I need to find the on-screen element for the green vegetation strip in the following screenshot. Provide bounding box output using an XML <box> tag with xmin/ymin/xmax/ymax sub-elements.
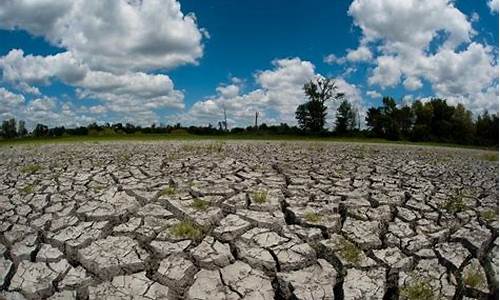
<box><xmin>0</xmin><ymin>133</ymin><xmax>497</xmax><ymax>151</ymax></box>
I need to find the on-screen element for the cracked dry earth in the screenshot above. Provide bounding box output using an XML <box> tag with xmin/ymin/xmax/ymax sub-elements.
<box><xmin>0</xmin><ymin>141</ymin><xmax>498</xmax><ymax>300</ymax></box>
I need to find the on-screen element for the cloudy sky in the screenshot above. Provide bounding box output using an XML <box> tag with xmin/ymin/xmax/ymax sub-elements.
<box><xmin>0</xmin><ymin>0</ymin><xmax>498</xmax><ymax>129</ymax></box>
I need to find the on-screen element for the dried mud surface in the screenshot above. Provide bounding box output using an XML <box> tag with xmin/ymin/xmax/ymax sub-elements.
<box><xmin>0</xmin><ymin>141</ymin><xmax>498</xmax><ymax>299</ymax></box>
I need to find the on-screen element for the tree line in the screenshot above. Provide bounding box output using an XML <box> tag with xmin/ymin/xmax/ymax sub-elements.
<box><xmin>1</xmin><ymin>78</ymin><xmax>498</xmax><ymax>147</ymax></box>
<box><xmin>294</xmin><ymin>78</ymin><xmax>498</xmax><ymax>147</ymax></box>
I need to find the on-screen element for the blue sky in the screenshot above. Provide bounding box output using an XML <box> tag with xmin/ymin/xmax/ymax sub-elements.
<box><xmin>0</xmin><ymin>0</ymin><xmax>498</xmax><ymax>128</ymax></box>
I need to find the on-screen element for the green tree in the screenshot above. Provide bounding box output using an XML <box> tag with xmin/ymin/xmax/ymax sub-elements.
<box><xmin>295</xmin><ymin>78</ymin><xmax>344</xmax><ymax>132</ymax></box>
<box><xmin>17</xmin><ymin>120</ymin><xmax>28</xmax><ymax>137</ymax></box>
<box><xmin>476</xmin><ymin>111</ymin><xmax>499</xmax><ymax>146</ymax></box>
<box><xmin>381</xmin><ymin>97</ymin><xmax>401</xmax><ymax>140</ymax></box>
<box><xmin>295</xmin><ymin>103</ymin><xmax>310</xmax><ymax>130</ymax></box>
<box><xmin>335</xmin><ymin>99</ymin><xmax>356</xmax><ymax>134</ymax></box>
<box><xmin>430</xmin><ymin>98</ymin><xmax>454</xmax><ymax>140</ymax></box>
<box><xmin>365</xmin><ymin>107</ymin><xmax>384</xmax><ymax>137</ymax></box>
<box><xmin>1</xmin><ymin>118</ymin><xmax>17</xmax><ymax>139</ymax></box>
<box><xmin>33</xmin><ymin>124</ymin><xmax>48</xmax><ymax>137</ymax></box>
<box><xmin>451</xmin><ymin>104</ymin><xmax>474</xmax><ymax>144</ymax></box>
<box><xmin>398</xmin><ymin>105</ymin><xmax>414</xmax><ymax>138</ymax></box>
<box><xmin>411</xmin><ymin>100</ymin><xmax>433</xmax><ymax>141</ymax></box>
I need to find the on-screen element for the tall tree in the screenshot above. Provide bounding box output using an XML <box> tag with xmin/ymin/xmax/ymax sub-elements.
<box><xmin>380</xmin><ymin>97</ymin><xmax>401</xmax><ymax>140</ymax></box>
<box><xmin>295</xmin><ymin>103</ymin><xmax>310</xmax><ymax>130</ymax></box>
<box><xmin>411</xmin><ymin>100</ymin><xmax>432</xmax><ymax>141</ymax></box>
<box><xmin>295</xmin><ymin>78</ymin><xmax>344</xmax><ymax>132</ymax></box>
<box><xmin>33</xmin><ymin>124</ymin><xmax>48</xmax><ymax>137</ymax></box>
<box><xmin>451</xmin><ymin>103</ymin><xmax>474</xmax><ymax>144</ymax></box>
<box><xmin>365</xmin><ymin>107</ymin><xmax>384</xmax><ymax>137</ymax></box>
<box><xmin>1</xmin><ymin>118</ymin><xmax>17</xmax><ymax>139</ymax></box>
<box><xmin>398</xmin><ymin>106</ymin><xmax>414</xmax><ymax>138</ymax></box>
<box><xmin>476</xmin><ymin>111</ymin><xmax>499</xmax><ymax>145</ymax></box>
<box><xmin>17</xmin><ymin>120</ymin><xmax>28</xmax><ymax>137</ymax></box>
<box><xmin>335</xmin><ymin>99</ymin><xmax>356</xmax><ymax>134</ymax></box>
<box><xmin>430</xmin><ymin>98</ymin><xmax>454</xmax><ymax>140</ymax></box>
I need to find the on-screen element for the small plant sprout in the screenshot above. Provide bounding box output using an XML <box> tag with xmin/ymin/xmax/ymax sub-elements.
<box><xmin>464</xmin><ymin>268</ymin><xmax>484</xmax><ymax>288</ymax></box>
<box><xmin>20</xmin><ymin>164</ymin><xmax>42</xmax><ymax>174</ymax></box>
<box><xmin>210</xmin><ymin>141</ymin><xmax>225</xmax><ymax>153</ymax></box>
<box><xmin>190</xmin><ymin>198</ymin><xmax>209</xmax><ymax>211</ymax></box>
<box><xmin>19</xmin><ymin>184</ymin><xmax>34</xmax><ymax>194</ymax></box>
<box><xmin>400</xmin><ymin>278</ymin><xmax>434</xmax><ymax>300</ymax></box>
<box><xmin>159</xmin><ymin>186</ymin><xmax>176</xmax><ymax>197</ymax></box>
<box><xmin>480</xmin><ymin>209</ymin><xmax>497</xmax><ymax>222</ymax></box>
<box><xmin>303</xmin><ymin>211</ymin><xmax>322</xmax><ymax>223</ymax></box>
<box><xmin>169</xmin><ymin>220</ymin><xmax>202</xmax><ymax>240</ymax></box>
<box><xmin>252</xmin><ymin>190</ymin><xmax>267</xmax><ymax>204</ymax></box>
<box><xmin>338</xmin><ymin>239</ymin><xmax>362</xmax><ymax>264</ymax></box>
<box><xmin>440</xmin><ymin>192</ymin><xmax>466</xmax><ymax>214</ymax></box>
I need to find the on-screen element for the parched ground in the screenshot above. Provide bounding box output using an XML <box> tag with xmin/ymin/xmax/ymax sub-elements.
<box><xmin>0</xmin><ymin>141</ymin><xmax>498</xmax><ymax>300</ymax></box>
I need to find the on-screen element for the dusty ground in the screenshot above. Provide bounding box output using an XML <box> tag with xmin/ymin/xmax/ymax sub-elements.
<box><xmin>0</xmin><ymin>141</ymin><xmax>498</xmax><ymax>299</ymax></box>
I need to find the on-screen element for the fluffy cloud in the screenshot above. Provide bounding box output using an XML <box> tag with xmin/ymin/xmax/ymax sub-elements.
<box><xmin>216</xmin><ymin>84</ymin><xmax>240</xmax><ymax>99</ymax></box>
<box><xmin>323</xmin><ymin>54</ymin><xmax>346</xmax><ymax>65</ymax></box>
<box><xmin>0</xmin><ymin>87</ymin><xmax>25</xmax><ymax>114</ymax></box>
<box><xmin>0</xmin><ymin>0</ymin><xmax>204</xmax><ymax>126</ymax></box>
<box><xmin>0</xmin><ymin>49</ymin><xmax>184</xmax><ymax>123</ymax></box>
<box><xmin>348</xmin><ymin>0</ymin><xmax>473</xmax><ymax>51</ymax></box>
<box><xmin>348</xmin><ymin>0</ymin><xmax>498</xmax><ymax>112</ymax></box>
<box><xmin>0</xmin><ymin>88</ymin><xmax>96</xmax><ymax>128</ymax></box>
<box><xmin>174</xmin><ymin>58</ymin><xmax>364</xmax><ymax>128</ymax></box>
<box><xmin>366</xmin><ymin>90</ymin><xmax>382</xmax><ymax>99</ymax></box>
<box><xmin>488</xmin><ymin>0</ymin><xmax>499</xmax><ymax>13</ymax></box>
<box><xmin>173</xmin><ymin>58</ymin><xmax>315</xmax><ymax>126</ymax></box>
<box><xmin>346</xmin><ymin>46</ymin><xmax>372</xmax><ymax>62</ymax></box>
<box><xmin>403</xmin><ymin>77</ymin><xmax>423</xmax><ymax>91</ymax></box>
<box><xmin>368</xmin><ymin>56</ymin><xmax>402</xmax><ymax>87</ymax></box>
<box><xmin>0</xmin><ymin>0</ymin><xmax>205</xmax><ymax>72</ymax></box>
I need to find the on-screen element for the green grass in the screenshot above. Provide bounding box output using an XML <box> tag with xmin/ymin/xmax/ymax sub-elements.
<box><xmin>119</xmin><ymin>153</ymin><xmax>131</xmax><ymax>162</ymax></box>
<box><xmin>252</xmin><ymin>190</ymin><xmax>267</xmax><ymax>204</ymax></box>
<box><xmin>338</xmin><ymin>239</ymin><xmax>362</xmax><ymax>264</ymax></box>
<box><xmin>20</xmin><ymin>164</ymin><xmax>42</xmax><ymax>174</ymax></box>
<box><xmin>169</xmin><ymin>220</ymin><xmax>202</xmax><ymax>240</ymax></box>
<box><xmin>440</xmin><ymin>193</ymin><xmax>466</xmax><ymax>214</ymax></box>
<box><xmin>303</xmin><ymin>211</ymin><xmax>322</xmax><ymax>223</ymax></box>
<box><xmin>479</xmin><ymin>152</ymin><xmax>498</xmax><ymax>162</ymax></box>
<box><xmin>464</xmin><ymin>268</ymin><xmax>484</xmax><ymax>288</ymax></box>
<box><xmin>400</xmin><ymin>279</ymin><xmax>434</xmax><ymax>300</ymax></box>
<box><xmin>0</xmin><ymin>133</ymin><xmax>496</xmax><ymax>151</ymax></box>
<box><xmin>159</xmin><ymin>186</ymin><xmax>176</xmax><ymax>197</ymax></box>
<box><xmin>480</xmin><ymin>209</ymin><xmax>498</xmax><ymax>222</ymax></box>
<box><xmin>19</xmin><ymin>184</ymin><xmax>34</xmax><ymax>194</ymax></box>
<box><xmin>190</xmin><ymin>198</ymin><xmax>209</xmax><ymax>211</ymax></box>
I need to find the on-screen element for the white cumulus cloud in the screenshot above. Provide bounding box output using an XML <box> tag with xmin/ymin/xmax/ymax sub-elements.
<box><xmin>0</xmin><ymin>0</ymin><xmax>206</xmax><ymax>72</ymax></box>
<box><xmin>173</xmin><ymin>58</ymin><xmax>365</xmax><ymax>129</ymax></box>
<box><xmin>488</xmin><ymin>0</ymin><xmax>499</xmax><ymax>13</ymax></box>
<box><xmin>348</xmin><ymin>0</ymin><xmax>498</xmax><ymax>112</ymax></box>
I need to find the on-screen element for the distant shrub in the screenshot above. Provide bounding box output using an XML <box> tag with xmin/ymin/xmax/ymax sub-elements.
<box><xmin>480</xmin><ymin>152</ymin><xmax>498</xmax><ymax>162</ymax></box>
<box><xmin>170</xmin><ymin>129</ymin><xmax>190</xmax><ymax>135</ymax></box>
